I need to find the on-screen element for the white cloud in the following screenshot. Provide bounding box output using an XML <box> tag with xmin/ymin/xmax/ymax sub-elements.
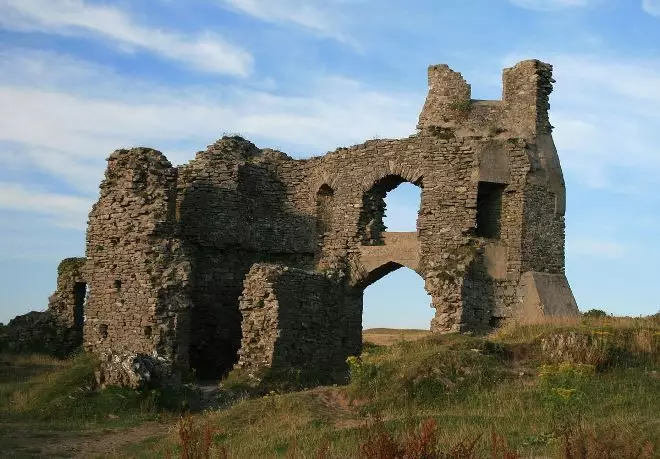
<box><xmin>502</xmin><ymin>52</ymin><xmax>660</xmax><ymax>191</ymax></box>
<box><xmin>567</xmin><ymin>238</ymin><xmax>627</xmax><ymax>259</ymax></box>
<box><xmin>0</xmin><ymin>47</ymin><xmax>421</xmax><ymax>228</ymax></box>
<box><xmin>643</xmin><ymin>0</ymin><xmax>660</xmax><ymax>16</ymax></box>
<box><xmin>0</xmin><ymin>182</ymin><xmax>92</xmax><ymax>230</ymax></box>
<box><xmin>218</xmin><ymin>0</ymin><xmax>359</xmax><ymax>47</ymax></box>
<box><xmin>508</xmin><ymin>0</ymin><xmax>590</xmax><ymax>11</ymax></box>
<box><xmin>0</xmin><ymin>0</ymin><xmax>253</xmax><ymax>76</ymax></box>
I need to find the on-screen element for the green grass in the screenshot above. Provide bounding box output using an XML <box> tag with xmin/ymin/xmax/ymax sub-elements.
<box><xmin>1</xmin><ymin>315</ymin><xmax>658</xmax><ymax>458</ymax></box>
<box><xmin>0</xmin><ymin>352</ymin><xmax>197</xmax><ymax>457</ymax></box>
<box><xmin>158</xmin><ymin>315</ymin><xmax>659</xmax><ymax>458</ymax></box>
<box><xmin>0</xmin><ymin>352</ymin><xmax>165</xmax><ymax>427</ymax></box>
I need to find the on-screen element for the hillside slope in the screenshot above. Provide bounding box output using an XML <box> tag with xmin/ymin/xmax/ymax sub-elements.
<box><xmin>1</xmin><ymin>315</ymin><xmax>658</xmax><ymax>458</ymax></box>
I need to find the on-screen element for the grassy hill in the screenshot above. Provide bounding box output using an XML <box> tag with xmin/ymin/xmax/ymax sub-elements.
<box><xmin>1</xmin><ymin>315</ymin><xmax>658</xmax><ymax>458</ymax></box>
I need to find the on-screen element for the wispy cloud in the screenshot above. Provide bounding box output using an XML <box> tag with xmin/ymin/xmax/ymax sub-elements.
<box><xmin>0</xmin><ymin>0</ymin><xmax>253</xmax><ymax>76</ymax></box>
<box><xmin>0</xmin><ymin>182</ymin><xmax>92</xmax><ymax>230</ymax></box>
<box><xmin>218</xmin><ymin>0</ymin><xmax>359</xmax><ymax>47</ymax></box>
<box><xmin>0</xmin><ymin>46</ymin><xmax>421</xmax><ymax>228</ymax></box>
<box><xmin>508</xmin><ymin>0</ymin><xmax>590</xmax><ymax>11</ymax></box>
<box><xmin>503</xmin><ymin>52</ymin><xmax>660</xmax><ymax>191</ymax></box>
<box><xmin>643</xmin><ymin>0</ymin><xmax>660</xmax><ymax>16</ymax></box>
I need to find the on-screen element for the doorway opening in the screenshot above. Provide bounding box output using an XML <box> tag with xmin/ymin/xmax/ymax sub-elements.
<box><xmin>359</xmin><ymin>176</ymin><xmax>430</xmax><ymax>338</ymax></box>
<box><xmin>73</xmin><ymin>282</ymin><xmax>87</xmax><ymax>332</ymax></box>
<box><xmin>362</xmin><ymin>266</ymin><xmax>434</xmax><ymax>343</ymax></box>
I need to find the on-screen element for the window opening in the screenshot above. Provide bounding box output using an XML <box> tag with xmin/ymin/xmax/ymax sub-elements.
<box><xmin>316</xmin><ymin>184</ymin><xmax>334</xmax><ymax>247</ymax></box>
<box><xmin>475</xmin><ymin>182</ymin><xmax>505</xmax><ymax>239</ymax></box>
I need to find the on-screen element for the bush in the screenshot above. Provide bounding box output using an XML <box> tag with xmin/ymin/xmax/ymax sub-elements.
<box><xmin>558</xmin><ymin>423</ymin><xmax>655</xmax><ymax>459</ymax></box>
<box><xmin>359</xmin><ymin>417</ymin><xmax>520</xmax><ymax>459</ymax></box>
<box><xmin>583</xmin><ymin>309</ymin><xmax>608</xmax><ymax>318</ymax></box>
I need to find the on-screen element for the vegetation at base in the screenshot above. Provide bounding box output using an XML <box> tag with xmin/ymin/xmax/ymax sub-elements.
<box><xmin>150</xmin><ymin>314</ymin><xmax>658</xmax><ymax>458</ymax></box>
<box><xmin>0</xmin><ymin>352</ymin><xmax>198</xmax><ymax>429</ymax></box>
<box><xmin>1</xmin><ymin>314</ymin><xmax>658</xmax><ymax>457</ymax></box>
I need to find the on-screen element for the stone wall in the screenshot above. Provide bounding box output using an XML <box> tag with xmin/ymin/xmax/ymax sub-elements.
<box><xmin>175</xmin><ymin>139</ymin><xmax>316</xmax><ymax>378</ymax></box>
<box><xmin>47</xmin><ymin>257</ymin><xmax>87</xmax><ymax>344</ymax></box>
<box><xmin>35</xmin><ymin>58</ymin><xmax>580</xmax><ymax>386</ymax></box>
<box><xmin>236</xmin><ymin>263</ymin><xmax>361</xmax><ymax>382</ymax></box>
<box><xmin>0</xmin><ymin>257</ymin><xmax>87</xmax><ymax>356</ymax></box>
<box><xmin>84</xmin><ymin>148</ymin><xmax>192</xmax><ymax>380</ymax></box>
<box><xmin>0</xmin><ymin>311</ymin><xmax>78</xmax><ymax>357</ymax></box>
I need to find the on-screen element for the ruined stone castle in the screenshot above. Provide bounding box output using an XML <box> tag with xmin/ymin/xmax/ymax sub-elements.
<box><xmin>44</xmin><ymin>59</ymin><xmax>579</xmax><ymax>385</ymax></box>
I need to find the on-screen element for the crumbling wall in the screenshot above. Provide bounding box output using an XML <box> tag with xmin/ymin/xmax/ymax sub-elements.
<box><xmin>236</xmin><ymin>263</ymin><xmax>360</xmax><ymax>382</ymax></box>
<box><xmin>37</xmin><ymin>58</ymin><xmax>579</xmax><ymax>386</ymax></box>
<box><xmin>0</xmin><ymin>257</ymin><xmax>87</xmax><ymax>356</ymax></box>
<box><xmin>176</xmin><ymin>138</ymin><xmax>317</xmax><ymax>379</ymax></box>
<box><xmin>0</xmin><ymin>311</ymin><xmax>78</xmax><ymax>357</ymax></box>
<box><xmin>84</xmin><ymin>148</ymin><xmax>191</xmax><ymax>381</ymax></box>
<box><xmin>48</xmin><ymin>257</ymin><xmax>87</xmax><ymax>332</ymax></box>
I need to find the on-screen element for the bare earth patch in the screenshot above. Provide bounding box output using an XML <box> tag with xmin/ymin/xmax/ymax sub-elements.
<box><xmin>0</xmin><ymin>421</ymin><xmax>168</xmax><ymax>458</ymax></box>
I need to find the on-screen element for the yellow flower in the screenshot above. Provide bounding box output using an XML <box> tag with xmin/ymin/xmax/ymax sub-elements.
<box><xmin>552</xmin><ymin>387</ymin><xmax>577</xmax><ymax>400</ymax></box>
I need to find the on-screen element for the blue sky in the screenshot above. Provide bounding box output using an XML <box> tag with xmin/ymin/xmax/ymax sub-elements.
<box><xmin>0</xmin><ymin>0</ymin><xmax>659</xmax><ymax>328</ymax></box>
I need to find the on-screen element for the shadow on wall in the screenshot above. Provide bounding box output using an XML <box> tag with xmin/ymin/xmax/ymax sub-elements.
<box><xmin>460</xmin><ymin>251</ymin><xmax>496</xmax><ymax>332</ymax></box>
<box><xmin>177</xmin><ymin>162</ymin><xmax>317</xmax><ymax>380</ymax></box>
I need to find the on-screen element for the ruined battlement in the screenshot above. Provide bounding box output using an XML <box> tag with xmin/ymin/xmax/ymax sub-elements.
<box><xmin>46</xmin><ymin>60</ymin><xmax>578</xmax><ymax>387</ymax></box>
<box><xmin>418</xmin><ymin>59</ymin><xmax>554</xmax><ymax>138</ymax></box>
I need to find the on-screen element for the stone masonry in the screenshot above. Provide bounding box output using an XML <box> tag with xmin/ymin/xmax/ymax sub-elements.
<box><xmin>41</xmin><ymin>59</ymin><xmax>579</xmax><ymax>385</ymax></box>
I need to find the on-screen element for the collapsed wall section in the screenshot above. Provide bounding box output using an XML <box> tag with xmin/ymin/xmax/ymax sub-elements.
<box><xmin>84</xmin><ymin>148</ymin><xmax>191</xmax><ymax>384</ymax></box>
<box><xmin>236</xmin><ymin>263</ymin><xmax>361</xmax><ymax>382</ymax></box>
<box><xmin>176</xmin><ymin>138</ymin><xmax>317</xmax><ymax>379</ymax></box>
<box><xmin>48</xmin><ymin>257</ymin><xmax>87</xmax><ymax>333</ymax></box>
<box><xmin>417</xmin><ymin>59</ymin><xmax>555</xmax><ymax>139</ymax></box>
<box><xmin>0</xmin><ymin>257</ymin><xmax>86</xmax><ymax>357</ymax></box>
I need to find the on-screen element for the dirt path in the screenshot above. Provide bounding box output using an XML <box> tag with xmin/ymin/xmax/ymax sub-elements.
<box><xmin>0</xmin><ymin>421</ymin><xmax>170</xmax><ymax>458</ymax></box>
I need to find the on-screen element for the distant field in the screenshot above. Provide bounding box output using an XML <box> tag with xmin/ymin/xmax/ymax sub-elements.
<box><xmin>362</xmin><ymin>328</ymin><xmax>430</xmax><ymax>346</ymax></box>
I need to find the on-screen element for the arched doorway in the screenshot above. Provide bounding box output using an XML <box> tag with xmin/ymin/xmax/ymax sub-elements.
<box><xmin>363</xmin><ymin>266</ymin><xmax>434</xmax><ymax>329</ymax></box>
<box><xmin>358</xmin><ymin>176</ymin><xmax>434</xmax><ymax>332</ymax></box>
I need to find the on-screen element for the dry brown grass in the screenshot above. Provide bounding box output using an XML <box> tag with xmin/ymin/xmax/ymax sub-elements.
<box><xmin>491</xmin><ymin>315</ymin><xmax>657</xmax><ymax>344</ymax></box>
<box><xmin>363</xmin><ymin>328</ymin><xmax>431</xmax><ymax>346</ymax></box>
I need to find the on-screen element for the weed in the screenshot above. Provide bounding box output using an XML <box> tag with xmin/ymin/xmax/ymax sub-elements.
<box><xmin>448</xmin><ymin>100</ymin><xmax>472</xmax><ymax>119</ymax></box>
<box><xmin>428</xmin><ymin>125</ymin><xmax>455</xmax><ymax>139</ymax></box>
<box><xmin>558</xmin><ymin>423</ymin><xmax>655</xmax><ymax>459</ymax></box>
<box><xmin>174</xmin><ymin>415</ymin><xmax>227</xmax><ymax>459</ymax></box>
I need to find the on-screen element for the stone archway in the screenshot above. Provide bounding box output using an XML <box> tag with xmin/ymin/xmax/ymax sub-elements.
<box><xmin>356</xmin><ymin>233</ymin><xmax>421</xmax><ymax>288</ymax></box>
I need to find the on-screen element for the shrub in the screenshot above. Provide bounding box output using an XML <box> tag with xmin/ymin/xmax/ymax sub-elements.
<box><xmin>359</xmin><ymin>416</ymin><xmax>520</xmax><ymax>459</ymax></box>
<box><xmin>173</xmin><ymin>415</ymin><xmax>227</xmax><ymax>459</ymax></box>
<box><xmin>558</xmin><ymin>423</ymin><xmax>655</xmax><ymax>459</ymax></box>
<box><xmin>583</xmin><ymin>309</ymin><xmax>608</xmax><ymax>318</ymax></box>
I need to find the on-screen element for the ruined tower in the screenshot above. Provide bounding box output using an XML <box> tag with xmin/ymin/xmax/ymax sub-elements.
<box><xmin>51</xmin><ymin>59</ymin><xmax>579</xmax><ymax>386</ymax></box>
